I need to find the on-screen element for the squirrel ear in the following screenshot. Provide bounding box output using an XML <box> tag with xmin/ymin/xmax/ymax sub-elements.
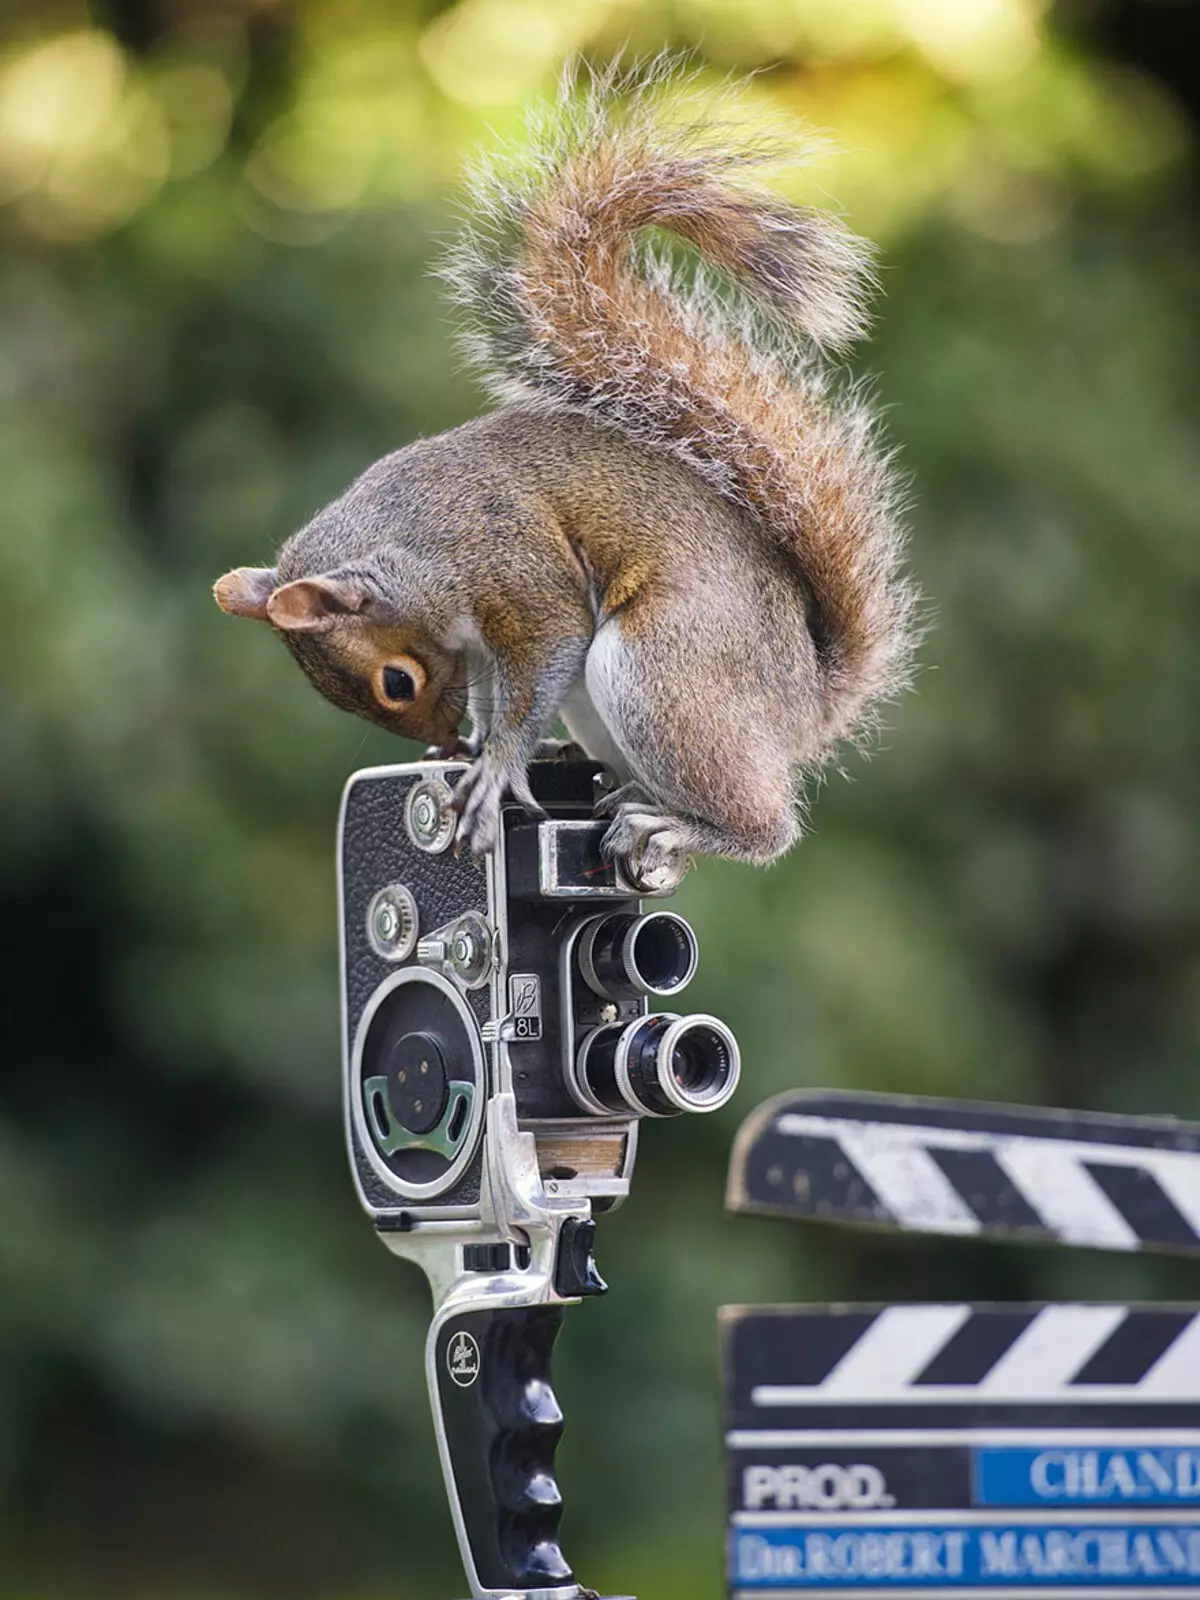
<box><xmin>214</xmin><ymin>566</ymin><xmax>278</xmax><ymax>620</ymax></box>
<box><xmin>266</xmin><ymin>575</ymin><xmax>371</xmax><ymax>634</ymax></box>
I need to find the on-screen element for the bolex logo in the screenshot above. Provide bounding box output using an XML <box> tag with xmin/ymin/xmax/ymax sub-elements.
<box><xmin>744</xmin><ymin>1462</ymin><xmax>896</xmax><ymax>1511</ymax></box>
<box><xmin>447</xmin><ymin>1330</ymin><xmax>481</xmax><ymax>1388</ymax></box>
<box><xmin>509</xmin><ymin>974</ymin><xmax>542</xmax><ymax>1040</ymax></box>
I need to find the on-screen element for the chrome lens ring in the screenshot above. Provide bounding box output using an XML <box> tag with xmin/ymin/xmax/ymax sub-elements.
<box><xmin>622</xmin><ymin>912</ymin><xmax>698</xmax><ymax>996</ymax></box>
<box><xmin>654</xmin><ymin>1014</ymin><xmax>741</xmax><ymax>1114</ymax></box>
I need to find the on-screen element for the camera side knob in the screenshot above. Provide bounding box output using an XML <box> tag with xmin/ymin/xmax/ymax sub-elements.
<box><xmin>366</xmin><ymin>884</ymin><xmax>418</xmax><ymax>962</ymax></box>
<box><xmin>417</xmin><ymin>912</ymin><xmax>494</xmax><ymax>990</ymax></box>
<box><xmin>406</xmin><ymin>777</ymin><xmax>456</xmax><ymax>853</ymax></box>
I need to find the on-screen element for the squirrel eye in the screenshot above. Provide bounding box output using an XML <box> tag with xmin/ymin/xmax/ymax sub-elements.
<box><xmin>381</xmin><ymin>665</ymin><xmax>416</xmax><ymax>703</ymax></box>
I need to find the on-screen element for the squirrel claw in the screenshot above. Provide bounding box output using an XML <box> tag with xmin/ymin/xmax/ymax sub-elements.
<box><xmin>593</xmin><ymin>780</ymin><xmax>652</xmax><ymax>819</ymax></box>
<box><xmin>451</xmin><ymin>761</ymin><xmax>503</xmax><ymax>855</ymax></box>
<box><xmin>601</xmin><ymin>807</ymin><xmax>689</xmax><ymax>893</ymax></box>
<box><xmin>451</xmin><ymin>752</ymin><xmax>544</xmax><ymax>856</ymax></box>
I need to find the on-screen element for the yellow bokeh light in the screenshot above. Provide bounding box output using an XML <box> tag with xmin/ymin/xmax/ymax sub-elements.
<box><xmin>245</xmin><ymin>104</ymin><xmax>376</xmax><ymax>213</ymax></box>
<box><xmin>890</xmin><ymin>0</ymin><xmax>1044</xmax><ymax>85</ymax></box>
<box><xmin>0</xmin><ymin>30</ymin><xmax>128</xmax><ymax>200</ymax></box>
<box><xmin>0</xmin><ymin>1</ymin><xmax>1186</xmax><ymax>249</ymax></box>
<box><xmin>152</xmin><ymin>63</ymin><xmax>235</xmax><ymax>180</ymax></box>
<box><xmin>789</xmin><ymin>0</ymin><xmax>907</xmax><ymax>63</ymax></box>
<box><xmin>0</xmin><ymin>29</ymin><xmax>170</xmax><ymax>238</ymax></box>
<box><xmin>674</xmin><ymin>0</ymin><xmax>803</xmax><ymax>65</ymax></box>
<box><xmin>419</xmin><ymin>0</ymin><xmax>605</xmax><ymax>107</ymax></box>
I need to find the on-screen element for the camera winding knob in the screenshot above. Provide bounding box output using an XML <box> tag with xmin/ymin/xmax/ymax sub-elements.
<box><xmin>406</xmin><ymin>777</ymin><xmax>456</xmax><ymax>853</ymax></box>
<box><xmin>366</xmin><ymin>883</ymin><xmax>419</xmax><ymax>962</ymax></box>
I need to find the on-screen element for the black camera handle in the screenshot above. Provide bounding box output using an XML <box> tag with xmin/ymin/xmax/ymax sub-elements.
<box><xmin>432</xmin><ymin>1295</ymin><xmax>573</xmax><ymax>1594</ymax></box>
<box><xmin>381</xmin><ymin>1093</ymin><xmax>621</xmax><ymax>1600</ymax></box>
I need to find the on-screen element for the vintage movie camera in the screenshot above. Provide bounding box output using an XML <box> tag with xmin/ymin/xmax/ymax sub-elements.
<box><xmin>339</xmin><ymin>758</ymin><xmax>740</xmax><ymax>1600</ymax></box>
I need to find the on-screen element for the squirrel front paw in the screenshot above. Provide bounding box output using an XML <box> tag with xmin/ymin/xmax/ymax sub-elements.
<box><xmin>451</xmin><ymin>752</ymin><xmax>544</xmax><ymax>855</ymax></box>
<box><xmin>450</xmin><ymin>756</ymin><xmax>507</xmax><ymax>854</ymax></box>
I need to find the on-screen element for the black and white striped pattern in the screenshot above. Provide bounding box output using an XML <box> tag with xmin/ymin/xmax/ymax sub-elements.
<box><xmin>757</xmin><ymin>1306</ymin><xmax>1198</xmax><ymax>1409</ymax></box>
<box><xmin>726</xmin><ymin>1092</ymin><xmax>1200</xmax><ymax>1255</ymax></box>
<box><xmin>723</xmin><ymin>1303</ymin><xmax>1200</xmax><ymax>1432</ymax></box>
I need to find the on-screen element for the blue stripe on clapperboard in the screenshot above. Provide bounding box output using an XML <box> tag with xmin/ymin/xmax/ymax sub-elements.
<box><xmin>731</xmin><ymin>1522</ymin><xmax>1200</xmax><ymax>1588</ymax></box>
<box><xmin>975</xmin><ymin>1447</ymin><xmax>1200</xmax><ymax>1508</ymax></box>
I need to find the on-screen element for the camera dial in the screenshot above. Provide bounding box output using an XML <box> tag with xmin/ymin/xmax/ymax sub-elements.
<box><xmin>568</xmin><ymin>1012</ymin><xmax>740</xmax><ymax>1119</ymax></box>
<box><xmin>366</xmin><ymin>883</ymin><xmax>419</xmax><ymax>961</ymax></box>
<box><xmin>405</xmin><ymin>776</ymin><xmax>456</xmax><ymax>853</ymax></box>
<box><xmin>417</xmin><ymin>911</ymin><xmax>494</xmax><ymax>990</ymax></box>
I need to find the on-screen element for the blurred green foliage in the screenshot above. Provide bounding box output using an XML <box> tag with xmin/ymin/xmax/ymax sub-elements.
<box><xmin>0</xmin><ymin>1</ymin><xmax>1198</xmax><ymax>1596</ymax></box>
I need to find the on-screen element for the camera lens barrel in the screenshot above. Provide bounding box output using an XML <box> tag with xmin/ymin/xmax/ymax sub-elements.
<box><xmin>577</xmin><ymin>911</ymin><xmax>699</xmax><ymax>1000</ymax></box>
<box><xmin>569</xmin><ymin>1012</ymin><xmax>740</xmax><ymax>1119</ymax></box>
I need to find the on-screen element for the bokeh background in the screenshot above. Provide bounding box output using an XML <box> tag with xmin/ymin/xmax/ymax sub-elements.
<box><xmin>2</xmin><ymin>1</ymin><xmax>1198</xmax><ymax>1596</ymax></box>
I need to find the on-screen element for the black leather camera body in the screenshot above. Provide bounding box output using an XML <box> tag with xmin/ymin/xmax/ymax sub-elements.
<box><xmin>340</xmin><ymin>757</ymin><xmax>739</xmax><ymax>1229</ymax></box>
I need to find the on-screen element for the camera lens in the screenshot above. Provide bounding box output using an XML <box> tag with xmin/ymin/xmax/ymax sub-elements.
<box><xmin>670</xmin><ymin>1031</ymin><xmax>712</xmax><ymax>1096</ymax></box>
<box><xmin>659</xmin><ymin>1018</ymin><xmax>740</xmax><ymax>1110</ymax></box>
<box><xmin>625</xmin><ymin>1014</ymin><xmax>740</xmax><ymax>1115</ymax></box>
<box><xmin>569</xmin><ymin>1013</ymin><xmax>740</xmax><ymax>1119</ymax></box>
<box><xmin>578</xmin><ymin>912</ymin><xmax>699</xmax><ymax>1000</ymax></box>
<box><xmin>568</xmin><ymin>1022</ymin><xmax>633</xmax><ymax>1117</ymax></box>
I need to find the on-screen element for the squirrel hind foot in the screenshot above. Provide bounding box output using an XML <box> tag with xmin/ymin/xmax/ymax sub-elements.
<box><xmin>602</xmin><ymin>798</ymin><xmax>798</xmax><ymax>871</ymax></box>
<box><xmin>600</xmin><ymin>809</ymin><xmax>691</xmax><ymax>895</ymax></box>
<box><xmin>593</xmin><ymin>780</ymin><xmax>655</xmax><ymax>819</ymax></box>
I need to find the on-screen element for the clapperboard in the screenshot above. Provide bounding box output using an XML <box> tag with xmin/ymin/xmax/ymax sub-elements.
<box><xmin>722</xmin><ymin>1094</ymin><xmax>1200</xmax><ymax>1595</ymax></box>
<box><xmin>726</xmin><ymin>1091</ymin><xmax>1200</xmax><ymax>1255</ymax></box>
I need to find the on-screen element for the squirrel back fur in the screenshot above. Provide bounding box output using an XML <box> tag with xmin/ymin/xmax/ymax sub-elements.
<box><xmin>442</xmin><ymin>59</ymin><xmax>916</xmax><ymax>747</ymax></box>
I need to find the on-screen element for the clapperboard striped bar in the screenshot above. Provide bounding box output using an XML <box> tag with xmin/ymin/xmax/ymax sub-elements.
<box><xmin>726</xmin><ymin>1091</ymin><xmax>1200</xmax><ymax>1255</ymax></box>
<box><xmin>723</xmin><ymin>1303</ymin><xmax>1200</xmax><ymax>1595</ymax></box>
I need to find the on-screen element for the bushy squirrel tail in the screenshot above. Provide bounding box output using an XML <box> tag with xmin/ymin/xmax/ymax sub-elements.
<box><xmin>441</xmin><ymin>58</ymin><xmax>917</xmax><ymax>748</ymax></box>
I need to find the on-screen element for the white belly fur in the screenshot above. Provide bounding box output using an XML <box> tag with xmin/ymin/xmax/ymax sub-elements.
<box><xmin>559</xmin><ymin>630</ymin><xmax>632</xmax><ymax>782</ymax></box>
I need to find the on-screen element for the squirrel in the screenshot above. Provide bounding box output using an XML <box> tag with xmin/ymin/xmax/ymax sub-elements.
<box><xmin>214</xmin><ymin>62</ymin><xmax>915</xmax><ymax>885</ymax></box>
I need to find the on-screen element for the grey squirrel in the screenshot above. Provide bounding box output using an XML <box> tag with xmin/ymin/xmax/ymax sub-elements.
<box><xmin>215</xmin><ymin>62</ymin><xmax>915</xmax><ymax>885</ymax></box>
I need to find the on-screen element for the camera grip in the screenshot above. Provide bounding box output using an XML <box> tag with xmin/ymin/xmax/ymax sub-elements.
<box><xmin>431</xmin><ymin>1303</ymin><xmax>576</xmax><ymax>1597</ymax></box>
